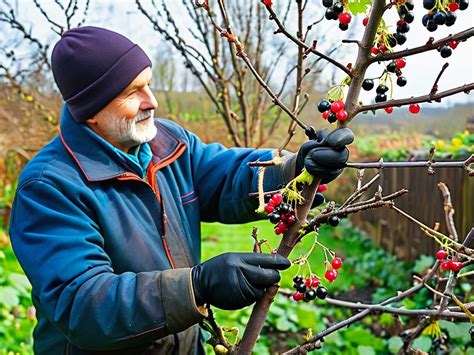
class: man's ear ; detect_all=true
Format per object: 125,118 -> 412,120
85,115 -> 98,126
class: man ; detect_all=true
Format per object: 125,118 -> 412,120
9,26 -> 353,354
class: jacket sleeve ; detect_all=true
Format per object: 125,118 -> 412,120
184,129 -> 297,223
9,179 -> 207,351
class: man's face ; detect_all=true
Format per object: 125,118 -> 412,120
86,67 -> 158,152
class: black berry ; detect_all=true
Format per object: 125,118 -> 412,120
376,85 -> 389,94
296,282 -> 307,293
362,79 -> 374,91
322,0 -> 333,7
433,11 -> 446,25
327,215 -> 340,227
279,203 -> 291,214
404,12 -> 414,23
375,94 -> 387,103
459,0 -> 469,10
339,22 -> 348,31
387,62 -> 397,73
268,213 -> 281,224
305,126 -> 317,139
328,112 -> 337,123
304,288 -> 317,301
333,2 -> 344,13
406,1 -> 414,10
397,22 -> 410,33
387,36 -> 397,47
422,13 -> 431,26
440,45 -> 452,58
318,100 -> 331,113
397,76 -> 407,87
426,20 -> 438,32
325,8 -> 337,20
445,12 -> 457,26
395,33 -> 407,45
316,286 -> 328,299
423,0 -> 435,9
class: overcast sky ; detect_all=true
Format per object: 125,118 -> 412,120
3,0 -> 473,106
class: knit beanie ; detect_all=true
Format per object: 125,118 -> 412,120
51,26 -> 152,123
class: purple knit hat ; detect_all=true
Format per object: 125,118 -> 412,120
51,26 -> 152,123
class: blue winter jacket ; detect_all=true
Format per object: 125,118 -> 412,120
9,105 -> 296,354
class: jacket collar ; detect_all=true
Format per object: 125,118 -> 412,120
59,104 -> 187,181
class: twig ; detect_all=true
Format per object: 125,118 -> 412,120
355,83 -> 474,114
438,182 -> 459,241
431,63 -> 450,95
339,173 -> 380,209
372,27 -> 474,62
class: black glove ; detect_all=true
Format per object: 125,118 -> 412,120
192,252 -> 291,310
296,128 -> 354,184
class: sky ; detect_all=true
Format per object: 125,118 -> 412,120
2,0 -> 473,106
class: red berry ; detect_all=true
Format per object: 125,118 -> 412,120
450,260 -> 463,272
311,276 -> 320,288
378,44 -> 387,52
332,257 -> 343,269
436,249 -> 448,260
286,215 -> 296,225
304,278 -> 311,287
280,214 -> 288,223
441,260 -> 451,271
409,104 -> 420,114
317,184 -> 328,193
448,41 -> 458,49
264,204 -> 275,214
362,17 -> 369,26
339,12 -> 352,24
384,107 -> 393,114
396,19 -> 406,26
324,270 -> 338,283
293,292 -> 304,301
271,193 -> 283,205
395,58 -> 406,69
449,2 -> 459,11
370,47 -> 379,55
277,221 -> 288,233
274,226 -> 283,235
330,100 -> 345,113
322,111 -> 330,120
336,110 -> 348,121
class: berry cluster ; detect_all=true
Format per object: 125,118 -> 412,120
394,0 -> 414,37
422,0 -> 468,32
323,0 -> 352,31
318,99 -> 348,123
436,249 -> 464,272
324,257 -> 343,282
437,40 -> 459,58
362,58 -> 406,105
292,276 -> 328,302
265,193 -> 296,235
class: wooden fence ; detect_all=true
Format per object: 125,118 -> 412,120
350,164 -> 473,262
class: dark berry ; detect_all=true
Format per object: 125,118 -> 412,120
327,215 -> 340,227
293,276 -> 303,283
317,100 -> 331,113
398,6 -> 409,15
433,11 -> 447,25
328,112 -> 337,123
268,213 -> 281,224
316,286 -> 328,299
375,94 -> 387,103
296,282 -> 307,293
305,126 -> 317,139
362,79 -> 374,91
423,0 -> 435,9
445,12 -> 457,26
313,193 -> 325,207
404,12 -> 415,23
397,76 -> 407,87
422,13 -> 431,26
387,36 -> 397,47
459,0 -> 469,10
394,32 -> 407,45
387,62 -> 397,73
440,45 -> 452,58
304,288 -> 317,301
322,0 -> 333,7
339,22 -> 348,31
406,1 -> 414,10
325,8 -> 337,20
279,203 -> 291,214
376,85 -> 389,94
333,2 -> 344,13
397,22 -> 410,33
426,20 -> 438,32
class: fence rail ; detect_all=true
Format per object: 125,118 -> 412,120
350,163 -> 473,262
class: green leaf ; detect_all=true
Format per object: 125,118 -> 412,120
0,286 -> 20,308
388,336 -> 403,353
347,0 -> 371,15
438,320 -> 472,344
275,316 -> 294,332
413,335 -> 432,352
7,273 -> 31,297
413,255 -> 435,274
357,345 -> 375,355
379,313 -> 395,327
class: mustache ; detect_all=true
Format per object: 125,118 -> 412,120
134,109 -> 154,123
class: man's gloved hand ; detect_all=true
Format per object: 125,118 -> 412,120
296,128 -> 354,184
192,252 -> 291,310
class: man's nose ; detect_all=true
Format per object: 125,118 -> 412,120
139,85 -> 158,111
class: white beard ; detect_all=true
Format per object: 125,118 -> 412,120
103,109 -> 157,149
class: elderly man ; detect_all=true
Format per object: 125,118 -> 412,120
9,26 -> 353,354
